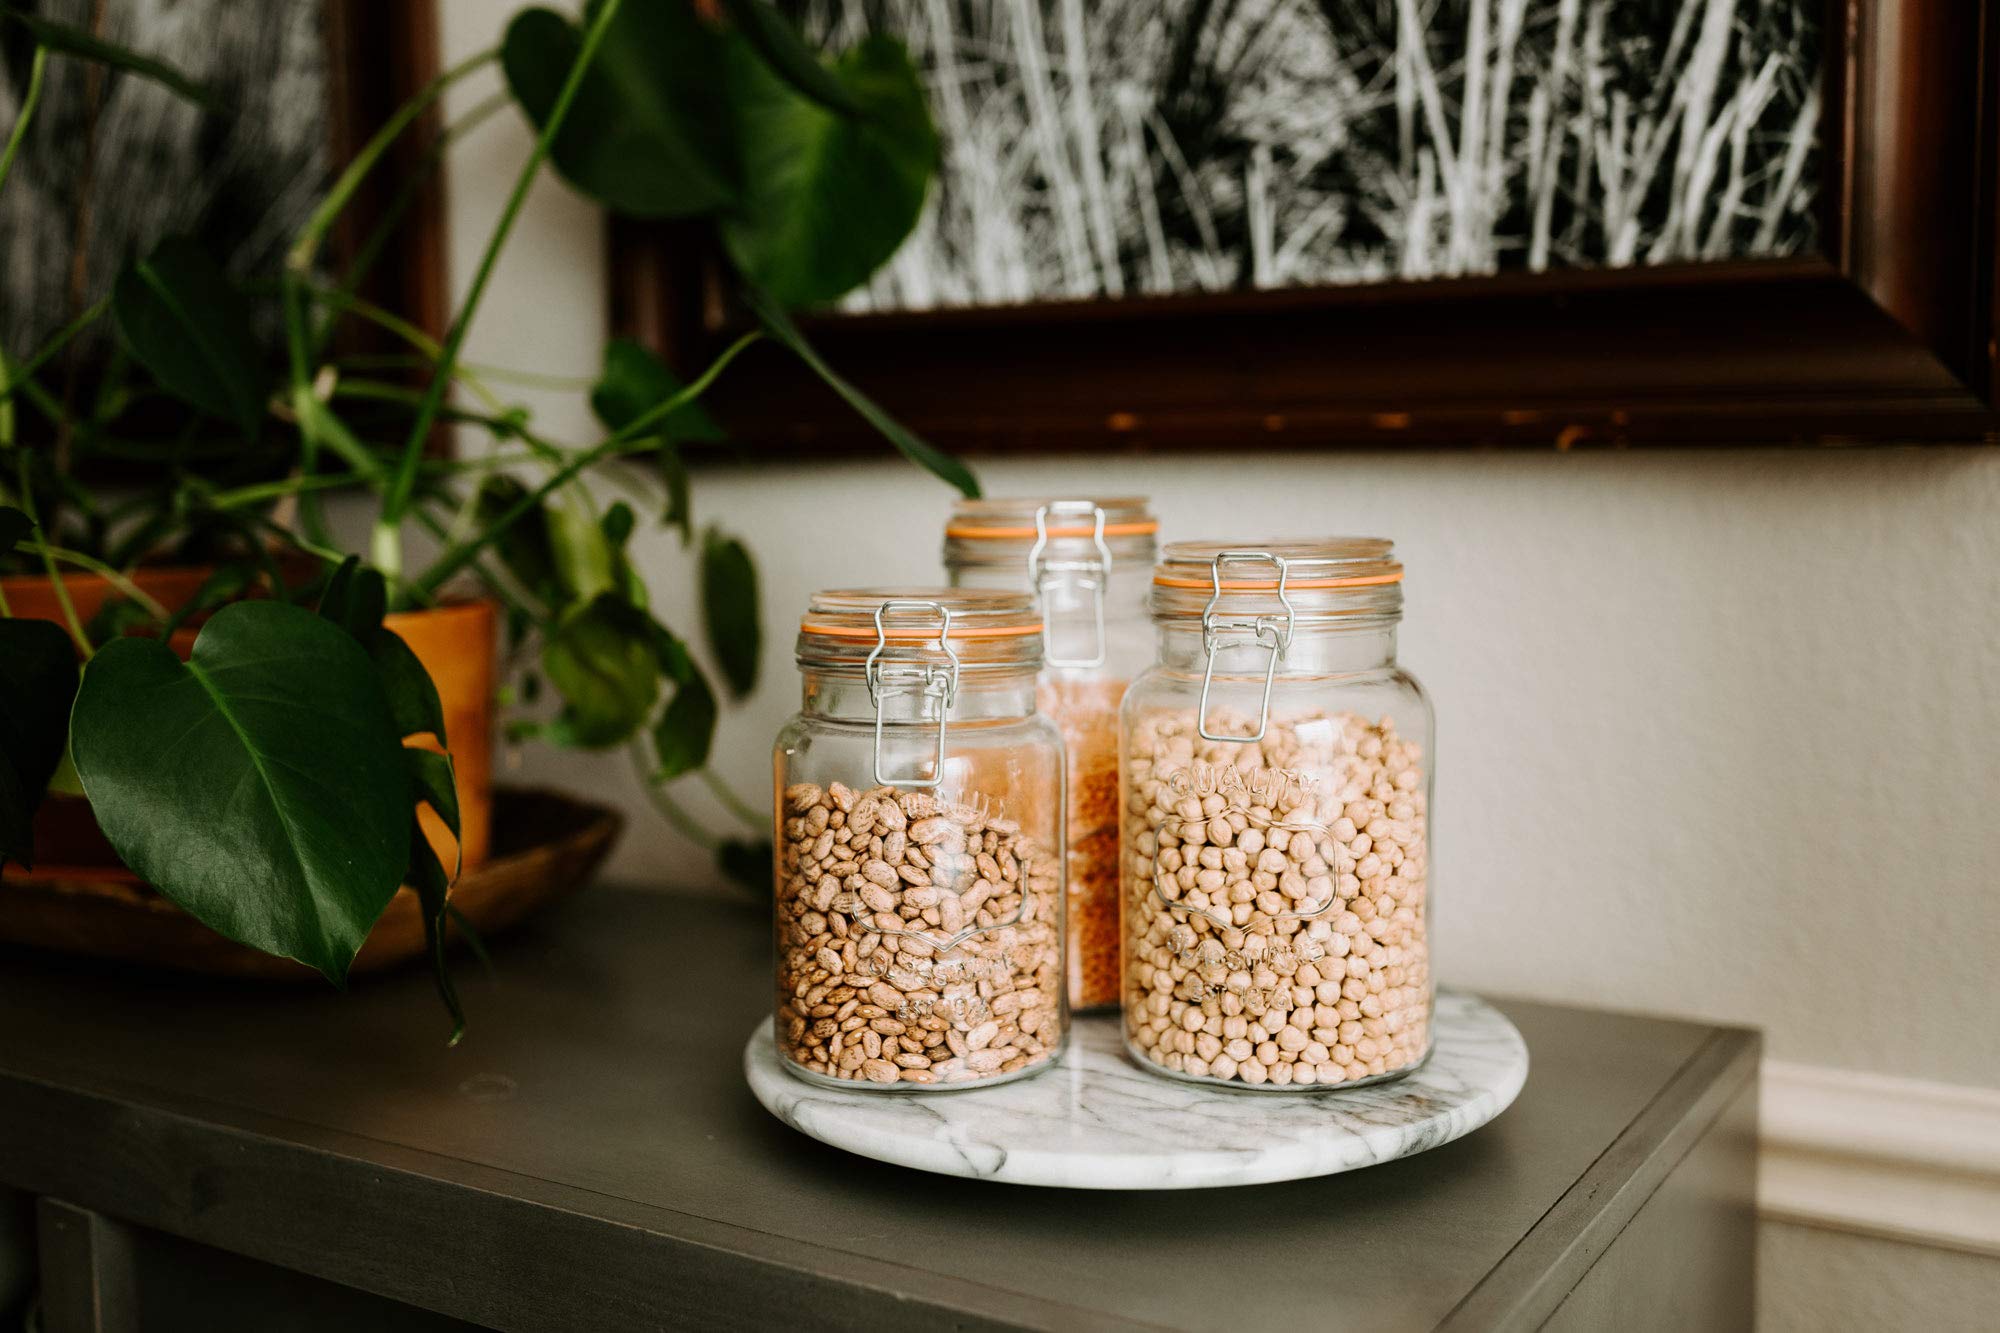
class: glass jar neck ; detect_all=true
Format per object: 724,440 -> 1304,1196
948,553 -> 1150,608
798,664 -> 1041,722
1154,619 -> 1400,675
949,555 -> 1149,671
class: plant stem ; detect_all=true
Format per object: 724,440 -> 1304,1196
700,767 -> 766,830
0,46 -> 47,198
629,742 -> 719,851
13,453 -> 89,656
378,0 -> 624,562
287,48 -> 499,278
307,287 -> 512,416
40,546 -> 170,618
337,353 -> 594,394
410,332 -> 761,596
315,89 -> 513,352
0,295 -> 110,407
282,46 -> 497,549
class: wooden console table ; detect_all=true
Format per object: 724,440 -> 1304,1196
0,888 -> 1758,1331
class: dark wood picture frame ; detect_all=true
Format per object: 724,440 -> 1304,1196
4,1 -> 446,458
325,0 -> 449,355
612,0 -> 2000,451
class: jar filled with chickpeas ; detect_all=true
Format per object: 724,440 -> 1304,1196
1121,542 -> 1433,1091
943,498 -> 1157,1013
773,588 -> 1067,1091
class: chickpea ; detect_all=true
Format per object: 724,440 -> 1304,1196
1121,709 -> 1430,1088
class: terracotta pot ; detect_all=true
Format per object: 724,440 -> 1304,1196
4,566 -> 497,876
387,599 -> 496,870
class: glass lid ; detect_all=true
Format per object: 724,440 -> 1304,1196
1151,539 -> 1404,622
797,587 -> 1042,669
944,496 -> 1157,541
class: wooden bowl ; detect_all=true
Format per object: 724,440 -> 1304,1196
0,788 -> 622,981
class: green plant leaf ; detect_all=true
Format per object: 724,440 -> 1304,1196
112,238 -> 267,442
601,500 -> 635,550
158,564 -> 255,637
406,812 -> 465,1046
590,340 -> 715,547
372,629 -> 447,744
83,596 -> 155,646
316,556 -> 446,743
721,34 -> 936,307
407,746 -> 461,848
700,527 -> 760,698
0,506 -> 31,554
547,489 -> 616,604
541,593 -> 659,748
314,557 -> 460,1030
590,338 -> 724,447
659,444 -> 693,546
651,631 -> 716,781
719,0 -> 860,117
69,601 -> 411,984
316,556 -> 385,638
0,10 -> 212,106
501,2 -> 736,219
0,618 -> 80,869
717,838 -> 774,897
474,476 -> 562,605
744,286 -> 980,497
407,728 -> 464,1045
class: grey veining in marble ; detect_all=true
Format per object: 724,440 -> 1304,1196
744,991 -> 1529,1189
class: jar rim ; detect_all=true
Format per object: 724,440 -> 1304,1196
797,587 -> 1043,668
945,496 -> 1156,541
1151,539 -> 1404,622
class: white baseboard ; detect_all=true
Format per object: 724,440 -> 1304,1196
1758,1059 -> 2000,1258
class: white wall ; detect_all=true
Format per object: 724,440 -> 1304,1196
430,33 -> 2000,1080
432,0 -> 1999,1304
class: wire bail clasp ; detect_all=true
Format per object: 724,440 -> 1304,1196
1027,501 -> 1112,668
1196,550 -> 1295,743
865,600 -> 961,788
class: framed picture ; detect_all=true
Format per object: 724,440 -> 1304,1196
614,0 -> 2000,450
0,0 -> 444,451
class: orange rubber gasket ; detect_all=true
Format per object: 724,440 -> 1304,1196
798,620 -> 1043,640
1151,571 -> 1404,590
944,520 -> 1160,539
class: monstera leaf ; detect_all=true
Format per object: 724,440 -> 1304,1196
501,0 -> 736,218
720,34 -> 936,307
317,557 -> 465,1039
0,617 -> 80,869
70,601 -> 412,985
111,238 -> 268,442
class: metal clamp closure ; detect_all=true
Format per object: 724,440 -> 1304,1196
865,600 -> 961,787
1027,502 -> 1112,669
1197,551 -> 1295,743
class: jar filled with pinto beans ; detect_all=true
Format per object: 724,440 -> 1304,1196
1120,541 -> 1434,1090
772,589 -> 1067,1090
943,498 -> 1157,1013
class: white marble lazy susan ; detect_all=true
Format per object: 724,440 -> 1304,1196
743,990 -> 1528,1190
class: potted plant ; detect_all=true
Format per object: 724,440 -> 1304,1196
0,0 -> 979,1038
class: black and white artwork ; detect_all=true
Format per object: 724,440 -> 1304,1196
785,0 -> 1823,313
0,0 -> 332,361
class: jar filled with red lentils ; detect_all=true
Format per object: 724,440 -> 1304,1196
944,498 -> 1156,1013
772,588 -> 1068,1090
1120,542 -> 1433,1090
